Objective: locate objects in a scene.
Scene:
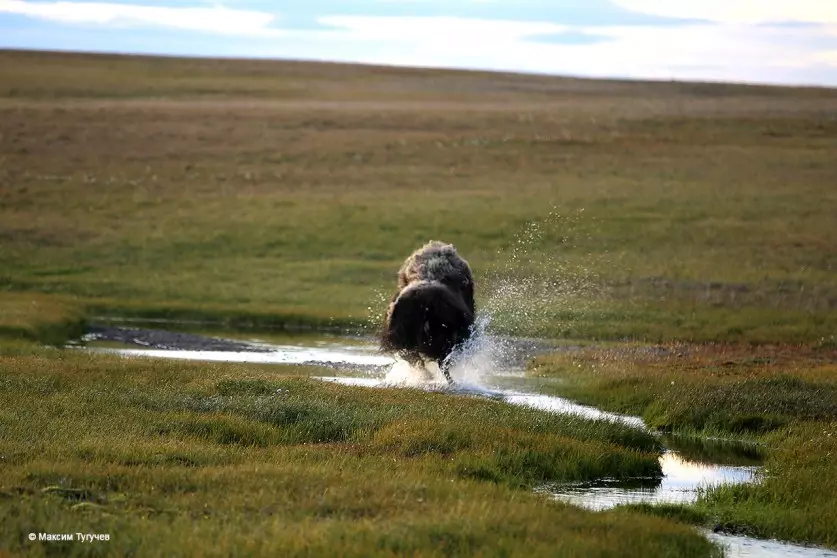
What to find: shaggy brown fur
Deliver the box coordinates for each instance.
[381,241,476,383]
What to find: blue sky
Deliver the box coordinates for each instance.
[1,0,836,86]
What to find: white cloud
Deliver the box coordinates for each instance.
[306,17,837,85]
[612,0,837,25]
[815,50,837,65]
[318,15,568,43]
[0,0,281,35]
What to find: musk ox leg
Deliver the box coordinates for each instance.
[438,358,455,385]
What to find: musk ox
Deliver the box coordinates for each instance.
[380,241,476,383]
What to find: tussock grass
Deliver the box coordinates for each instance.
[0,347,721,556]
[533,343,837,548]
[695,422,837,546]
[2,50,836,342]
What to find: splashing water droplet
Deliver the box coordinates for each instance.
[378,210,613,387]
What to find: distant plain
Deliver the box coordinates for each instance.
[2,49,835,342]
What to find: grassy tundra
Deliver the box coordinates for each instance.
[4,340,720,557]
[1,49,836,555]
[1,49,836,341]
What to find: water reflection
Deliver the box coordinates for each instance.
[542,450,759,511]
[707,532,837,558]
[502,392,646,429]
[664,434,766,467]
[91,346,394,367]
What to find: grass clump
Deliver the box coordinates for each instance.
[532,344,837,434]
[693,422,837,546]
[0,346,722,556]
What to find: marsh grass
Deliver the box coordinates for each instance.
[693,422,837,546]
[1,50,836,342]
[533,344,837,433]
[533,343,837,548]
[0,346,722,557]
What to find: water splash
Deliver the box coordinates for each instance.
[479,209,607,339]
[361,287,392,338]
[445,313,502,384]
[437,211,605,385]
[372,210,609,387]
[381,311,548,390]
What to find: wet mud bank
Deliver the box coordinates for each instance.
[81,323,559,370]
[83,324,276,352]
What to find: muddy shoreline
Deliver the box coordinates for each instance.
[82,324,277,353]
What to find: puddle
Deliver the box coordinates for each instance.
[91,343,645,428]
[539,434,764,511]
[91,346,393,368]
[82,324,378,353]
[79,329,835,558]
[322,376,645,429]
[706,533,837,558]
[539,450,759,511]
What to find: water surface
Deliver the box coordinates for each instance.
[707,533,837,558]
[539,450,759,511]
[94,346,392,367]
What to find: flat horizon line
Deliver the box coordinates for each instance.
[4,46,836,93]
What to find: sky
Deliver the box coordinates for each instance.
[1,0,836,87]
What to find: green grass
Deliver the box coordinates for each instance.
[532,343,837,548]
[0,345,721,557]
[531,344,837,434]
[0,292,86,346]
[692,422,837,546]
[2,50,836,342]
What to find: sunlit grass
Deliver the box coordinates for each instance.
[695,422,837,546]
[0,346,721,557]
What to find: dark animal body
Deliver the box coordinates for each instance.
[380,241,476,383]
